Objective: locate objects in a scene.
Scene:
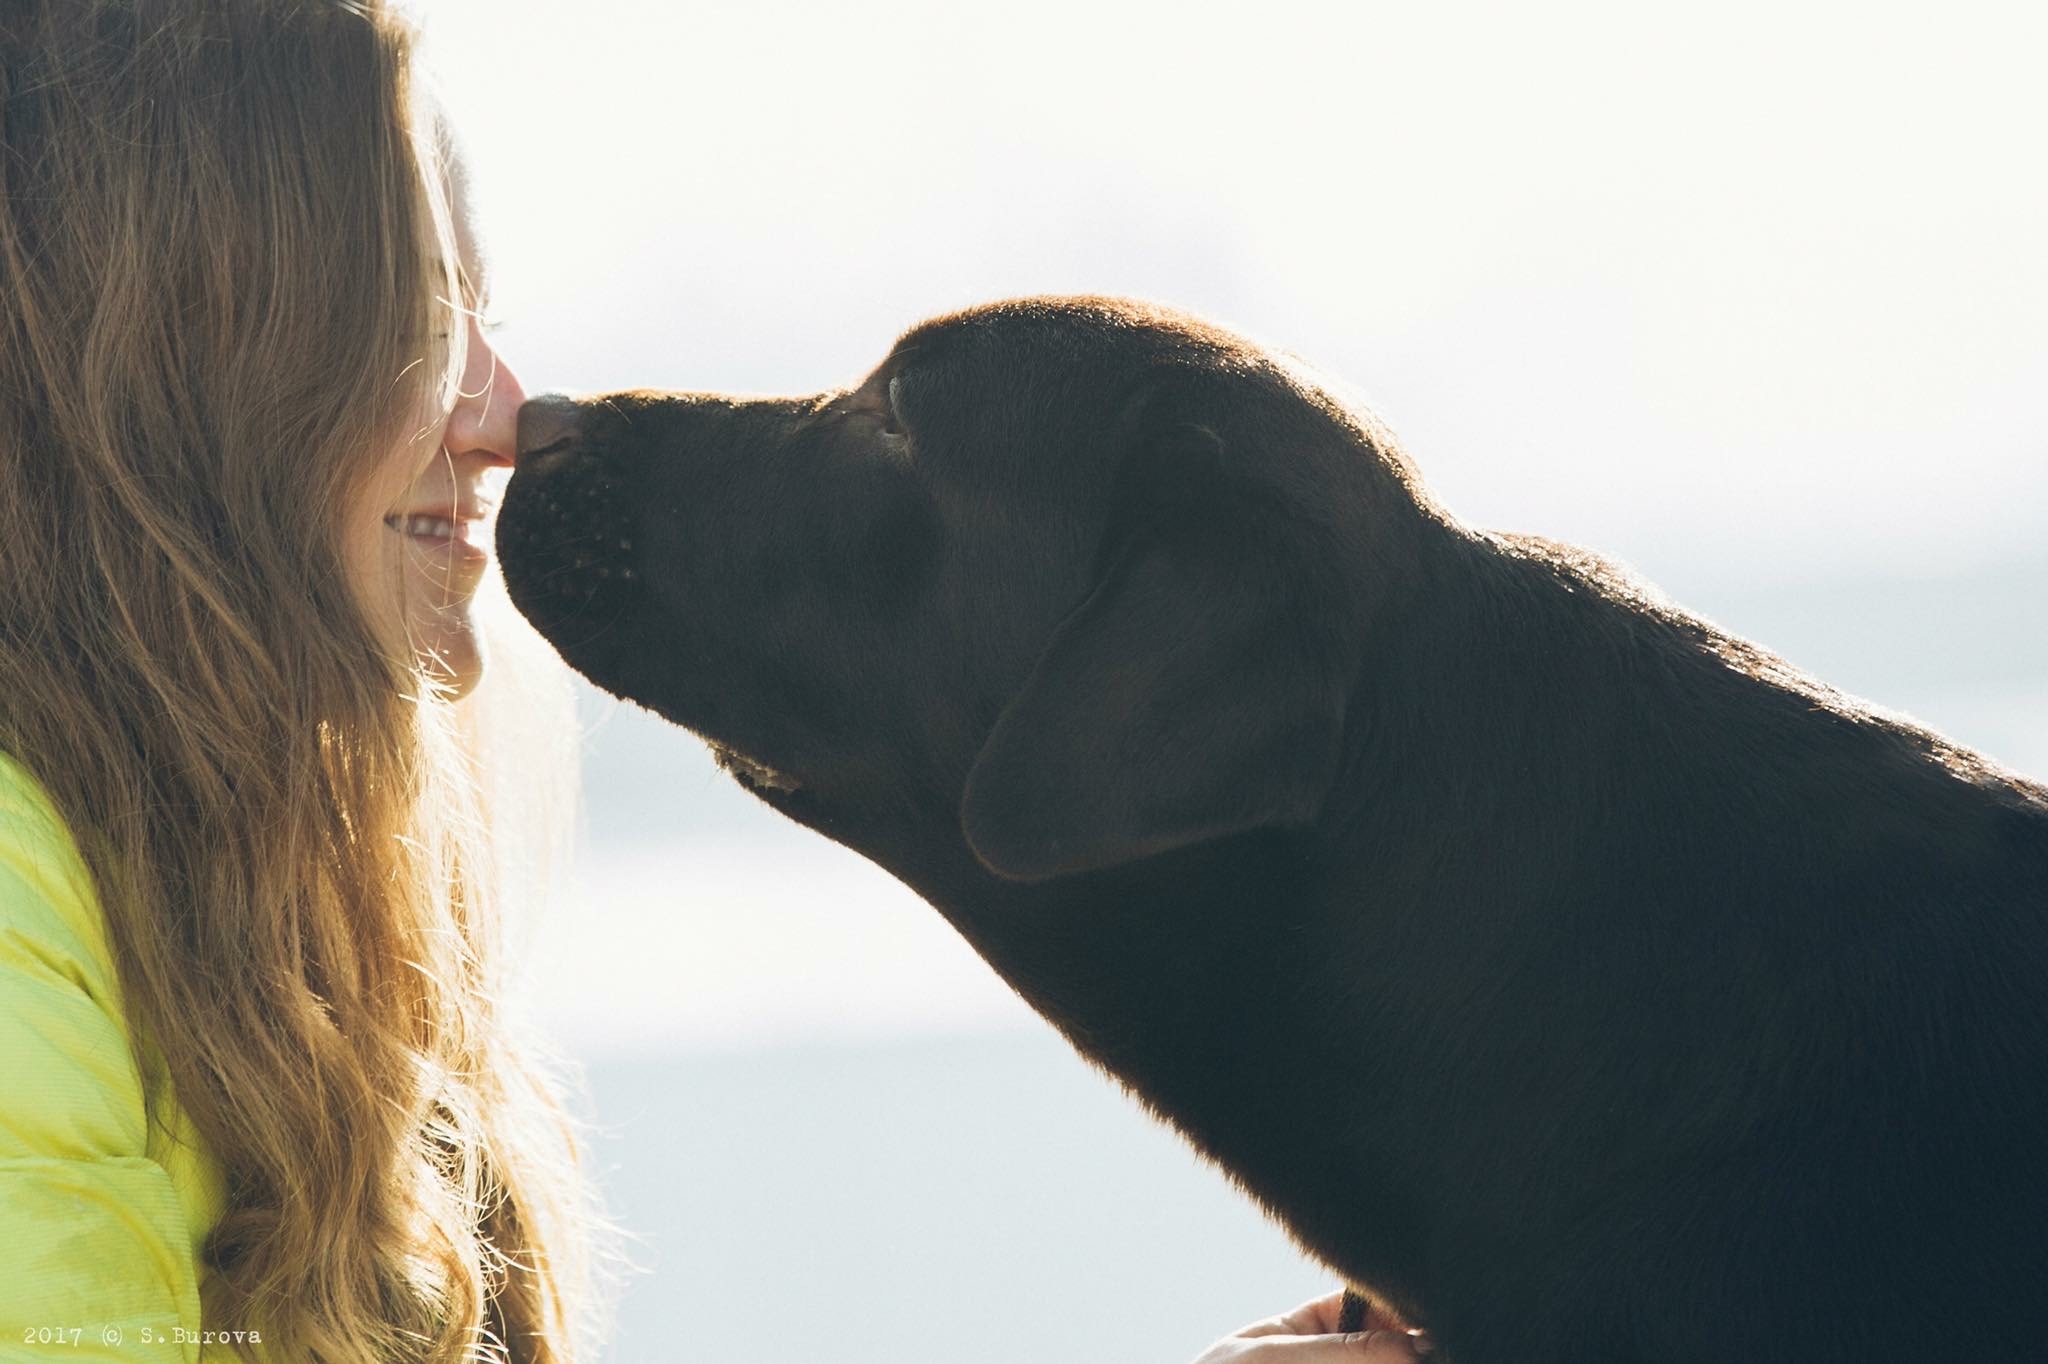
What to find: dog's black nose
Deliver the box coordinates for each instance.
[516,395,584,461]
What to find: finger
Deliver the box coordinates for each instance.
[1233,1290,1351,1338]
[1235,1327,1432,1361]
[1234,1291,1417,1341]
[1347,1330,1433,1362]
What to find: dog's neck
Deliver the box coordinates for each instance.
[1329,530,1672,880]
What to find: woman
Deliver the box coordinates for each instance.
[1,2,616,1359]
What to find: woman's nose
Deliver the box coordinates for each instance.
[441,316,526,468]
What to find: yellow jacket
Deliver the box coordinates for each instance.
[0,752,238,1363]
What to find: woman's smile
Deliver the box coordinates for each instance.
[383,504,495,555]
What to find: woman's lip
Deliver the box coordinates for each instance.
[387,505,492,523]
[384,514,491,557]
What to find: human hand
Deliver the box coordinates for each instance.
[1188,1290,1435,1363]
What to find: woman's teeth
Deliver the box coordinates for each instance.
[386,514,457,539]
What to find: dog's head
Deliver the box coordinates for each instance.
[498,296,1443,884]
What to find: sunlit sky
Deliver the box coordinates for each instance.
[425,0,2045,581]
[416,0,2048,1053]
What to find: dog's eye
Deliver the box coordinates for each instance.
[881,375,909,440]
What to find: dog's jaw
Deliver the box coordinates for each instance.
[495,439,643,679]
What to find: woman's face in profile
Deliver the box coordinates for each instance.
[350,157,524,701]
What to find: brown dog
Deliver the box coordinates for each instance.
[498,297,2048,1364]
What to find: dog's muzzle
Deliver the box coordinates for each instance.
[497,395,642,651]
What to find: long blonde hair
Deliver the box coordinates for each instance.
[0,2,620,1359]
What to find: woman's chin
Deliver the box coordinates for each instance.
[412,611,486,701]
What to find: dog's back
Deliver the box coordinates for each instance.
[1282,531,2048,1361]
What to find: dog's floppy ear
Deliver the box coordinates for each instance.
[960,416,1354,883]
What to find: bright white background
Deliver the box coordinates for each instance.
[419,2,2046,1359]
